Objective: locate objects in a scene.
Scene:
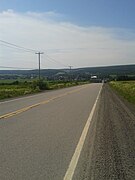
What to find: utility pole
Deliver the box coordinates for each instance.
[69,66,73,81]
[35,52,44,80]
[69,66,72,70]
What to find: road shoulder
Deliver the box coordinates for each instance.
[73,84,135,180]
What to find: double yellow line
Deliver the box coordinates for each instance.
[0,85,88,120]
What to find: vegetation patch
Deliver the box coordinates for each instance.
[0,80,89,100]
[0,85,39,100]
[109,81,135,104]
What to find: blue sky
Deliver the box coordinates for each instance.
[0,0,135,69]
[1,0,135,28]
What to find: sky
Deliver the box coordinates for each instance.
[0,0,135,69]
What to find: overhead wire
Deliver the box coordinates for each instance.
[44,54,69,68]
[0,40,37,53]
[0,43,35,54]
[0,39,71,69]
[0,66,36,70]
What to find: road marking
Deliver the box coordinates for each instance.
[0,85,88,120]
[63,84,102,180]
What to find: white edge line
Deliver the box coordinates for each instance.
[63,84,103,180]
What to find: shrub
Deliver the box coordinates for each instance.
[31,80,50,90]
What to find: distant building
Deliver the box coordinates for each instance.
[90,75,102,83]
[91,75,97,79]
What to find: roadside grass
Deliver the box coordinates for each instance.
[0,80,89,100]
[0,85,39,100]
[48,81,88,89]
[109,81,135,104]
[0,79,33,84]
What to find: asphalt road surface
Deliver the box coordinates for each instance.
[0,83,135,180]
[0,84,101,180]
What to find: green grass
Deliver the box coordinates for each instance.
[0,85,39,100]
[48,81,88,89]
[0,80,89,100]
[109,81,135,104]
[0,79,33,84]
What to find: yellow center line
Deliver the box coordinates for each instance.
[0,85,88,120]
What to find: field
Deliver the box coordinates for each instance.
[109,81,135,104]
[0,84,39,100]
[0,80,89,100]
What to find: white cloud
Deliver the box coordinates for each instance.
[0,10,135,69]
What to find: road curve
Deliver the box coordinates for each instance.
[0,83,102,180]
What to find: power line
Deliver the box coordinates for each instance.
[0,40,69,67]
[0,40,37,53]
[44,54,69,68]
[0,39,72,70]
[0,66,36,70]
[0,43,34,53]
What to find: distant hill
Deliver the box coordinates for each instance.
[0,64,135,77]
[74,64,135,75]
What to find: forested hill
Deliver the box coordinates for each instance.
[0,64,135,76]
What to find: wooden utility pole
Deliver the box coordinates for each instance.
[35,52,44,80]
[69,66,73,81]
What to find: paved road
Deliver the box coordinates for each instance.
[73,84,135,180]
[1,84,134,180]
[0,84,102,180]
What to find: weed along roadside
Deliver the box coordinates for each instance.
[0,79,89,100]
[109,81,135,104]
[0,80,39,100]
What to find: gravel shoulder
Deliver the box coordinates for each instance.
[73,84,135,180]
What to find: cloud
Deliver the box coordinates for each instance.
[0,10,135,69]
[26,11,64,23]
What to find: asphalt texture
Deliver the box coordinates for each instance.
[0,85,93,116]
[1,83,134,180]
[73,84,135,180]
[0,84,102,180]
